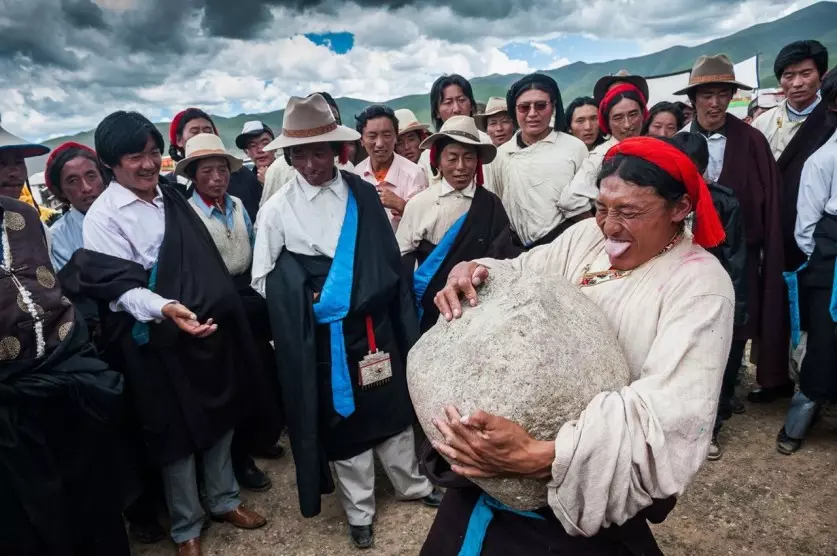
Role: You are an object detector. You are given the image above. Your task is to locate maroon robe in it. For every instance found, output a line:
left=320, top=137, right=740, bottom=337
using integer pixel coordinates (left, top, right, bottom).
left=716, top=114, right=789, bottom=388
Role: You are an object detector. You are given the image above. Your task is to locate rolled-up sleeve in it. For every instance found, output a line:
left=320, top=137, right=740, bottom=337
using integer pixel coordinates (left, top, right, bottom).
left=546, top=290, right=733, bottom=536
left=251, top=198, right=286, bottom=297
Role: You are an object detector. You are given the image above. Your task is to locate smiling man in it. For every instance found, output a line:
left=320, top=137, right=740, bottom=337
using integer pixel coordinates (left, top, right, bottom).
left=355, top=104, right=428, bottom=232
left=678, top=54, right=791, bottom=407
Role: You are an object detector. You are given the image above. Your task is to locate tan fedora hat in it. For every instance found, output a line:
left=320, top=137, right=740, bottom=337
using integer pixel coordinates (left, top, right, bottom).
left=474, top=97, right=510, bottom=130
left=674, top=54, right=753, bottom=95
left=264, top=94, right=360, bottom=152
left=419, top=115, right=496, bottom=164
left=394, top=109, right=431, bottom=137
left=0, top=114, right=50, bottom=158
left=174, top=133, right=243, bottom=178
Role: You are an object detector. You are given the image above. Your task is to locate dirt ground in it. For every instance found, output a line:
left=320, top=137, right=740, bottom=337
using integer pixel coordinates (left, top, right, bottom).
left=134, top=368, right=837, bottom=556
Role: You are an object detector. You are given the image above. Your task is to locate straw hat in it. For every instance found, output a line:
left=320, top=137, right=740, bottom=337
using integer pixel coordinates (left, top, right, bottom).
left=0, top=114, right=49, bottom=158
left=593, top=70, right=650, bottom=102
left=264, top=94, right=360, bottom=152
left=674, top=54, right=753, bottom=95
left=174, top=133, right=243, bottom=178
left=474, top=97, right=509, bottom=130
left=394, top=109, right=430, bottom=137
left=419, top=115, right=497, bottom=164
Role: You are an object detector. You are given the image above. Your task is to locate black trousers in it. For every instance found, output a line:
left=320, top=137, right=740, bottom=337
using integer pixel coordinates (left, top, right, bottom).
left=714, top=339, right=747, bottom=434
left=799, top=287, right=837, bottom=403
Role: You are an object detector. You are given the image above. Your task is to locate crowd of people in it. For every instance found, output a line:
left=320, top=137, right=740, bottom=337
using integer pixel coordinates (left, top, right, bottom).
left=0, top=38, right=834, bottom=556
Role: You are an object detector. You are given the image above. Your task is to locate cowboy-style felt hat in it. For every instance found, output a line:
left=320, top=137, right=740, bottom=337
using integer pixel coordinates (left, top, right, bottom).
left=394, top=109, right=431, bottom=137
left=674, top=54, right=754, bottom=95
left=174, top=133, right=243, bottom=178
left=474, top=97, right=510, bottom=131
left=419, top=115, right=497, bottom=164
left=593, top=71, right=650, bottom=103
left=263, top=94, right=360, bottom=152
left=0, top=114, right=49, bottom=158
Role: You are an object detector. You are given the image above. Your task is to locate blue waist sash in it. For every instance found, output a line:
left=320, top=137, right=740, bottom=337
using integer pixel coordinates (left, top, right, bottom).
left=312, top=189, right=359, bottom=418
left=413, top=212, right=467, bottom=322
left=458, top=492, right=546, bottom=556
left=131, top=262, right=159, bottom=346
left=784, top=259, right=837, bottom=349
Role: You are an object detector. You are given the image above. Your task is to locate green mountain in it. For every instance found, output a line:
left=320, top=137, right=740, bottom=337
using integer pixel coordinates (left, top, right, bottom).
left=26, top=1, right=837, bottom=175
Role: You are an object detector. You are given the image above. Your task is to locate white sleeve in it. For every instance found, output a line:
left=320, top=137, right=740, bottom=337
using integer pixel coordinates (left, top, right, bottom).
left=251, top=200, right=286, bottom=297
left=83, top=211, right=173, bottom=322
left=795, top=156, right=829, bottom=257
left=395, top=201, right=421, bottom=256
left=547, top=288, right=734, bottom=536
left=560, top=150, right=602, bottom=217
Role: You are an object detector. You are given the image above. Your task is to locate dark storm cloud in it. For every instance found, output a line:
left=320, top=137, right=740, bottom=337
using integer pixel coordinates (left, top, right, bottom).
left=61, top=0, right=110, bottom=31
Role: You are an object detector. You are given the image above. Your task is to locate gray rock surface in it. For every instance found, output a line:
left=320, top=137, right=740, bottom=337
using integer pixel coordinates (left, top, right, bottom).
left=407, top=268, right=631, bottom=511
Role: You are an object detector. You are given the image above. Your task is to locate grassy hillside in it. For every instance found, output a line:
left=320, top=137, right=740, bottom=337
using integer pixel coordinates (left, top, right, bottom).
left=27, top=1, right=837, bottom=174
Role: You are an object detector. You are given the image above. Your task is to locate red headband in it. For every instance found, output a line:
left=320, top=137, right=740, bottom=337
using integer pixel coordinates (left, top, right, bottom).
left=44, top=141, right=97, bottom=196
left=428, top=143, right=484, bottom=186
left=169, top=108, right=217, bottom=146
left=604, top=137, right=725, bottom=248
left=598, top=83, right=649, bottom=135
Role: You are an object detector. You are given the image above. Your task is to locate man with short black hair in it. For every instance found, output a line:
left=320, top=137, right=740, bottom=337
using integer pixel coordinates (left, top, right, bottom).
left=355, top=104, right=427, bottom=231
left=230, top=120, right=275, bottom=221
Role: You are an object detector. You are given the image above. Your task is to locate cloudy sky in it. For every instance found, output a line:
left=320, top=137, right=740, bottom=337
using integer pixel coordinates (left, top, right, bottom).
left=0, top=0, right=819, bottom=141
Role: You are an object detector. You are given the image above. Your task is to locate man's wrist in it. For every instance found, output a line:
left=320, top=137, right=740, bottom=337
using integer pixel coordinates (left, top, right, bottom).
left=524, top=439, right=555, bottom=479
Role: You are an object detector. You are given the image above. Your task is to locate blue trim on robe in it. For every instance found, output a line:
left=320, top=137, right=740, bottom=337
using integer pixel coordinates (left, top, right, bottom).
left=413, top=212, right=468, bottom=322
left=312, top=189, right=359, bottom=418
left=831, top=259, right=837, bottom=322
left=131, top=263, right=159, bottom=346
left=458, top=492, right=545, bottom=556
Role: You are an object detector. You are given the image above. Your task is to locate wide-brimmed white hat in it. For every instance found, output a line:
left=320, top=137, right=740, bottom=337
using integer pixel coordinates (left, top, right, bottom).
left=394, top=109, right=431, bottom=137
left=474, top=97, right=510, bottom=130
left=174, top=133, right=243, bottom=178
left=264, top=94, right=360, bottom=152
left=0, top=114, right=49, bottom=158
left=419, top=115, right=496, bottom=164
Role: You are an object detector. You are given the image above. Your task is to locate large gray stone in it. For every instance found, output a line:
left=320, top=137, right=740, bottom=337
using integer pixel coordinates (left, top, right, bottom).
left=407, top=268, right=631, bottom=511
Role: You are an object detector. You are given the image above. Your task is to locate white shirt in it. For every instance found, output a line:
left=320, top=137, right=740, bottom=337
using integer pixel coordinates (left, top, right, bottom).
left=681, top=122, right=727, bottom=182
left=396, top=179, right=475, bottom=255
left=476, top=218, right=734, bottom=536
left=795, top=129, right=837, bottom=257
left=494, top=130, right=588, bottom=245
left=356, top=153, right=428, bottom=231
left=560, top=136, right=618, bottom=217
left=251, top=170, right=348, bottom=297
left=752, top=99, right=809, bottom=160
left=82, top=181, right=174, bottom=322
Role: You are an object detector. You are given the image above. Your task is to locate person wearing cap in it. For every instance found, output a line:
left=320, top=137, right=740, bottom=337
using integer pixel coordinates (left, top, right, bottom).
left=753, top=41, right=837, bottom=272
left=0, top=128, right=131, bottom=556
left=397, top=115, right=519, bottom=333
left=488, top=73, right=589, bottom=249
left=426, top=136, right=733, bottom=554
left=234, top=120, right=277, bottom=220
left=475, top=97, right=515, bottom=147
left=780, top=68, right=837, bottom=456
left=62, top=111, right=278, bottom=556
left=252, top=93, right=442, bottom=549
left=44, top=142, right=107, bottom=271
left=419, top=75, right=497, bottom=194
left=0, top=115, right=58, bottom=224
left=560, top=73, right=649, bottom=219
left=167, top=108, right=217, bottom=193
left=260, top=92, right=356, bottom=207
left=564, top=97, right=604, bottom=151
left=355, top=104, right=428, bottom=232
left=395, top=108, right=431, bottom=166
left=678, top=54, right=791, bottom=405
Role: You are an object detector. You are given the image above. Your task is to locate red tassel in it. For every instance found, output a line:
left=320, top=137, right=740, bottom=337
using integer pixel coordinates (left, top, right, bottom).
left=429, top=144, right=438, bottom=173
left=475, top=161, right=484, bottom=187
left=338, top=143, right=350, bottom=165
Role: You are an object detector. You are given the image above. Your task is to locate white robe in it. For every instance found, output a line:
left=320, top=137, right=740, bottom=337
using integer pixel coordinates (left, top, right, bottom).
left=752, top=99, right=808, bottom=160
left=476, top=218, right=734, bottom=536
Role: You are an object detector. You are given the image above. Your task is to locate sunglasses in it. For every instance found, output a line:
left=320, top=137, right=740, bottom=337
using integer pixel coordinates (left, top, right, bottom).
left=516, top=101, right=551, bottom=114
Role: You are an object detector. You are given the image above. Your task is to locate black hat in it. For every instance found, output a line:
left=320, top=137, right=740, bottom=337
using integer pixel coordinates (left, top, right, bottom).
left=593, top=71, right=650, bottom=103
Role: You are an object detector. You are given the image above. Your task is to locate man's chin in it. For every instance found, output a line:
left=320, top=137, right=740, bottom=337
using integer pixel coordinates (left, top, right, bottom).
left=0, top=185, right=24, bottom=199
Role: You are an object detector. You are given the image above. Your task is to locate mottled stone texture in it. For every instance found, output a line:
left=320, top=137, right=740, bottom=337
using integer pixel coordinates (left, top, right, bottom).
left=407, top=269, right=630, bottom=510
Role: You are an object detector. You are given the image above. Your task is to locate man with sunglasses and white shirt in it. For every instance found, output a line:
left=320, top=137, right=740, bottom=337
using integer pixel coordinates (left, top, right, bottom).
left=492, top=74, right=590, bottom=250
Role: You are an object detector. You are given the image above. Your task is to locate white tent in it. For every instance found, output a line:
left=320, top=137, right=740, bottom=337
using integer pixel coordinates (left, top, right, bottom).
left=645, top=55, right=760, bottom=118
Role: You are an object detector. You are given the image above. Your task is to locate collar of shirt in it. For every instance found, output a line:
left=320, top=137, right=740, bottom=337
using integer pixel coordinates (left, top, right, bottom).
left=786, top=93, right=821, bottom=121
left=109, top=180, right=164, bottom=209
left=191, top=191, right=233, bottom=219
left=692, top=118, right=727, bottom=139
left=514, top=129, right=558, bottom=150
left=297, top=169, right=347, bottom=202
left=439, top=179, right=476, bottom=199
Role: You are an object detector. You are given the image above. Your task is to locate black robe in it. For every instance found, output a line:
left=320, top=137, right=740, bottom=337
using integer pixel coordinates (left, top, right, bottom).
left=228, top=166, right=264, bottom=222
left=264, top=171, right=419, bottom=518
left=0, top=312, right=130, bottom=555
left=60, top=185, right=282, bottom=465
left=401, top=185, right=521, bottom=333
left=777, top=105, right=837, bottom=270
